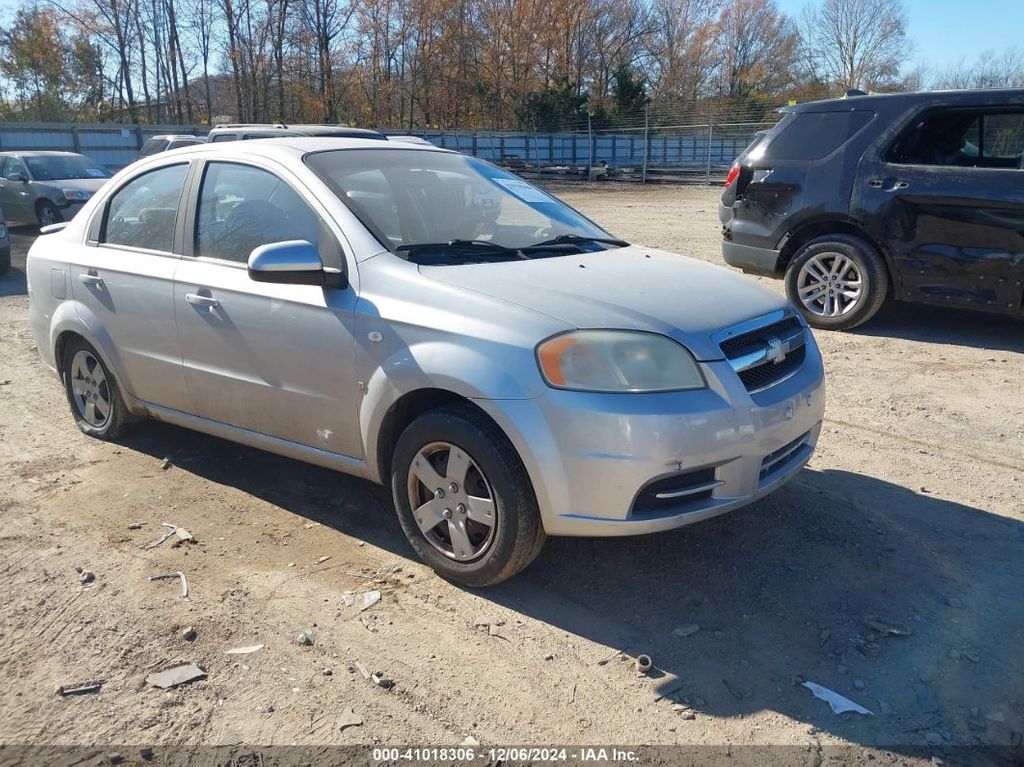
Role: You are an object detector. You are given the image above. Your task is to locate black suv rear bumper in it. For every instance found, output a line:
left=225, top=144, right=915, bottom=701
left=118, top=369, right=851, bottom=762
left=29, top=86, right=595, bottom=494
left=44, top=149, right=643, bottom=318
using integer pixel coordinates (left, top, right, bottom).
left=721, top=239, right=782, bottom=278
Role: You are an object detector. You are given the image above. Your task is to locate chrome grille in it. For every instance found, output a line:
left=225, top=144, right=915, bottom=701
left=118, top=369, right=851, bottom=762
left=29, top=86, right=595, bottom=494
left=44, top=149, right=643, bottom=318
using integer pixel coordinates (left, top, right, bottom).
left=718, top=313, right=806, bottom=394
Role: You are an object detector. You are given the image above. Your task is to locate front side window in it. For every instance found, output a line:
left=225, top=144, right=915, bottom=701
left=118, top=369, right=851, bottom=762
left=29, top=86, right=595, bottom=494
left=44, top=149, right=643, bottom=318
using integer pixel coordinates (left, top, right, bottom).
left=890, top=109, right=1024, bottom=168
left=2, top=156, right=27, bottom=179
left=194, top=162, right=335, bottom=265
left=103, top=163, right=188, bottom=253
left=304, top=149, right=613, bottom=259
left=24, top=154, right=110, bottom=181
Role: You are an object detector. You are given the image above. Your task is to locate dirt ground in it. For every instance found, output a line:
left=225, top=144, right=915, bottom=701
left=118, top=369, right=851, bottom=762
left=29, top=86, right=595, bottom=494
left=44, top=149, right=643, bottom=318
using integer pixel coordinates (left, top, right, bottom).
left=1, top=184, right=1022, bottom=762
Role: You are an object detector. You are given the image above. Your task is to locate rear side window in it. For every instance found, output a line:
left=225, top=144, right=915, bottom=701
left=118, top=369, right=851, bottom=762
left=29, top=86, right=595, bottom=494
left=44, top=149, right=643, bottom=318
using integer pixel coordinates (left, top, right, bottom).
left=138, top=138, right=166, bottom=157
left=103, top=164, right=188, bottom=253
left=762, top=111, right=874, bottom=161
left=891, top=108, right=1024, bottom=168
left=209, top=133, right=237, bottom=143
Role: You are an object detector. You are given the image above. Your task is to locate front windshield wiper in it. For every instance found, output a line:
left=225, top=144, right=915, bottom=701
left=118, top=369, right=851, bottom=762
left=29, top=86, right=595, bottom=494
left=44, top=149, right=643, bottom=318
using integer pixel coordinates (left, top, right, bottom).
left=523, top=234, right=630, bottom=251
left=398, top=240, right=528, bottom=260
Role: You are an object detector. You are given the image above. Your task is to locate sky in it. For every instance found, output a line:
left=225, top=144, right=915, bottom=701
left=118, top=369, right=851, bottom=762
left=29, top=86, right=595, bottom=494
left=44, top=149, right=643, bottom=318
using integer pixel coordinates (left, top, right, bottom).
left=777, top=0, right=1024, bottom=71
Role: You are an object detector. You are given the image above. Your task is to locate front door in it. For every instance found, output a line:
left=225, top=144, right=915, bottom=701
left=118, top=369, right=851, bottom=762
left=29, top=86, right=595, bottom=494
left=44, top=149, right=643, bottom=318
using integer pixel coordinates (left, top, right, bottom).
left=0, top=156, right=35, bottom=224
left=856, top=107, right=1024, bottom=315
left=68, top=162, right=191, bottom=409
left=173, top=160, right=363, bottom=459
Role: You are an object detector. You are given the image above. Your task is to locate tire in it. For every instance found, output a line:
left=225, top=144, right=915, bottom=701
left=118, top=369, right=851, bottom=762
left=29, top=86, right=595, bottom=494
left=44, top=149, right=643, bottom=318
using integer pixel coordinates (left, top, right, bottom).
left=390, top=404, right=546, bottom=587
left=0, top=248, right=9, bottom=276
left=784, top=235, right=888, bottom=330
left=61, top=337, right=136, bottom=440
left=37, top=201, right=62, bottom=228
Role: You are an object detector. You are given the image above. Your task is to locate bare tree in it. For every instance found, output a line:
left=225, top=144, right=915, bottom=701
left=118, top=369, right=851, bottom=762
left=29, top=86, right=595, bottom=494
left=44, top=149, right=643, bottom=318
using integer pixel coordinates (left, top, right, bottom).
left=800, top=0, right=909, bottom=92
left=718, top=0, right=798, bottom=100
left=932, top=48, right=1024, bottom=90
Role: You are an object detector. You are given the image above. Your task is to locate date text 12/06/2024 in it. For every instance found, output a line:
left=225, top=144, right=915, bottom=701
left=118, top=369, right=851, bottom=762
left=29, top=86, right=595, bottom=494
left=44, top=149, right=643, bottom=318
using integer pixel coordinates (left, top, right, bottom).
left=371, top=747, right=639, bottom=762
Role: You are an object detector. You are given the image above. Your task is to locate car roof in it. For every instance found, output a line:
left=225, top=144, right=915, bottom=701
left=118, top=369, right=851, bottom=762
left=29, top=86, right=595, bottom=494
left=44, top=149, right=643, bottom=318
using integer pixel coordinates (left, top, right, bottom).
left=785, top=87, right=1024, bottom=114
left=0, top=150, right=85, bottom=158
left=155, top=136, right=450, bottom=159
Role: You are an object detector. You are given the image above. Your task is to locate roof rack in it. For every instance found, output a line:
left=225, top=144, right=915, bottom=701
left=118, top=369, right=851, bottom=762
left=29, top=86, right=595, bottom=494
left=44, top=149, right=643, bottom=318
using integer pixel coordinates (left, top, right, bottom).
left=211, top=123, right=289, bottom=130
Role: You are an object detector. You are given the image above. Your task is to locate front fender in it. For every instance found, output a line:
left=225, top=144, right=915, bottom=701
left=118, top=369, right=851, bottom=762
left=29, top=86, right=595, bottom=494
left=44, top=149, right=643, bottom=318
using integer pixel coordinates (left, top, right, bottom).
left=357, top=337, right=544, bottom=482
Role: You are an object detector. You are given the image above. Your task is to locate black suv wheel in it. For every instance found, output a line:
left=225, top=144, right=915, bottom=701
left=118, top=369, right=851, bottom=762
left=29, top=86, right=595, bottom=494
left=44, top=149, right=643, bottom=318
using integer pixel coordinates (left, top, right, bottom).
left=785, top=235, right=888, bottom=330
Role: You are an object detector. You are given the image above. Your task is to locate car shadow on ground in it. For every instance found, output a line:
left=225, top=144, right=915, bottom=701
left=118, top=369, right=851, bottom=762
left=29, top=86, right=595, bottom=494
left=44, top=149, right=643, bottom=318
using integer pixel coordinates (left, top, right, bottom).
left=120, top=420, right=1023, bottom=753
left=853, top=301, right=1023, bottom=353
left=0, top=266, right=26, bottom=298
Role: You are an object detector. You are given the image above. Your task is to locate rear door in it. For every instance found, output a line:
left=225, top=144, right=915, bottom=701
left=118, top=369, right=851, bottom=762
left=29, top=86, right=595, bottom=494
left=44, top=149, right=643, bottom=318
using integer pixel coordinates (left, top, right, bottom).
left=69, top=162, right=191, bottom=409
left=173, top=159, right=363, bottom=458
left=856, top=107, right=1024, bottom=314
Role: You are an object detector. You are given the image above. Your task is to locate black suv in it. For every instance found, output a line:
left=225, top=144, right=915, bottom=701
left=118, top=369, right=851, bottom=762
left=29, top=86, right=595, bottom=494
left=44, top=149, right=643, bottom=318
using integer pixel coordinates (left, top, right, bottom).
left=720, top=89, right=1024, bottom=329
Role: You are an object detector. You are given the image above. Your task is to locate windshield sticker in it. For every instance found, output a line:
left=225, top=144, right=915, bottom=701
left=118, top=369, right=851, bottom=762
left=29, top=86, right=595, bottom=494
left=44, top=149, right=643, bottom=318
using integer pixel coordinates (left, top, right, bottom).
left=86, top=168, right=107, bottom=178
left=493, top=178, right=552, bottom=204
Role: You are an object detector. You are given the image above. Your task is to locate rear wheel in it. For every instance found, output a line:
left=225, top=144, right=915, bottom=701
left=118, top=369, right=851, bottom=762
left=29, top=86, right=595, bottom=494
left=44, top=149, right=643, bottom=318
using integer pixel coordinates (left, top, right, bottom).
left=61, top=338, right=135, bottom=440
left=0, top=248, right=9, bottom=276
left=785, top=235, right=888, bottom=330
left=390, top=405, right=546, bottom=587
left=37, top=201, right=62, bottom=228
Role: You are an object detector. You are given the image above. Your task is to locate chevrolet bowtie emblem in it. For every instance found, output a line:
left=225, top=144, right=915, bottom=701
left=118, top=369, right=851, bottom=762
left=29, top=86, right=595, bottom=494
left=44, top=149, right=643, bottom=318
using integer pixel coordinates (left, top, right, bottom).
left=766, top=337, right=790, bottom=365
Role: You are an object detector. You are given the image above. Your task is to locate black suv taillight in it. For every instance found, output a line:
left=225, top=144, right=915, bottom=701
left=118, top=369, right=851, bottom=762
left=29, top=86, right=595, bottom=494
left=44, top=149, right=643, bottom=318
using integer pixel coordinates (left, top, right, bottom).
left=724, top=162, right=740, bottom=190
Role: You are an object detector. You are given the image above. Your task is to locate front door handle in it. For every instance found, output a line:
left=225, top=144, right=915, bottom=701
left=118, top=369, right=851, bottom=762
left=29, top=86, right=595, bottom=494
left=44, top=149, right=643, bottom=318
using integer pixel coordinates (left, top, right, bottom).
left=185, top=293, right=221, bottom=312
left=79, top=272, right=103, bottom=287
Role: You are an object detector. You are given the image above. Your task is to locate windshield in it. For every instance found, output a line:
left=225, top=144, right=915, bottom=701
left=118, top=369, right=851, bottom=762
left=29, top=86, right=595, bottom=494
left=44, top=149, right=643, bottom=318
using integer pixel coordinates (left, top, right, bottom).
left=304, top=149, right=619, bottom=261
left=24, top=155, right=111, bottom=181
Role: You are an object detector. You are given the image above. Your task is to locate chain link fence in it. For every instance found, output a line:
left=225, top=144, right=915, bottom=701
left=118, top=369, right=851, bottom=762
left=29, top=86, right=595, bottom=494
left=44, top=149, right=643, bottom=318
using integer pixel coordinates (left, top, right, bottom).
left=0, top=118, right=777, bottom=183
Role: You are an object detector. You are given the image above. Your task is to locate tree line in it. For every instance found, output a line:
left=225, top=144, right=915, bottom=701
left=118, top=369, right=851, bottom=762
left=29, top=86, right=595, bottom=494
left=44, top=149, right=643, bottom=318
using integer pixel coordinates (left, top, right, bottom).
left=0, top=0, right=1021, bottom=129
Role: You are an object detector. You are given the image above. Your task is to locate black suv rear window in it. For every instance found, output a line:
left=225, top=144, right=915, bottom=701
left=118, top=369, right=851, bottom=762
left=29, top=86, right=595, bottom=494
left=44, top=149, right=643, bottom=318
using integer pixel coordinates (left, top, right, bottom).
left=762, top=110, right=874, bottom=161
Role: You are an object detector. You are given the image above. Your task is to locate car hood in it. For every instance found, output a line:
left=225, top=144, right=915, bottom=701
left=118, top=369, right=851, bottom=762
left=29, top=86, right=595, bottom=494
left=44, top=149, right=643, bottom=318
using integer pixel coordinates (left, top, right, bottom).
left=420, top=246, right=788, bottom=360
left=43, top=178, right=108, bottom=193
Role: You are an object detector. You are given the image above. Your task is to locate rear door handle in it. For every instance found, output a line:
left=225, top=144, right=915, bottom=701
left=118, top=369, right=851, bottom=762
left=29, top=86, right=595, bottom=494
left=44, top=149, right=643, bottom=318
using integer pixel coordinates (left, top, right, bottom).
left=867, top=179, right=909, bottom=191
left=185, top=293, right=221, bottom=311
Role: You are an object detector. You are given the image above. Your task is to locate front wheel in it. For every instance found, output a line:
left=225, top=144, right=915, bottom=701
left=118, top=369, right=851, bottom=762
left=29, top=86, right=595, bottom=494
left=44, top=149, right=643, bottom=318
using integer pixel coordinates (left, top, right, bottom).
left=38, top=201, right=62, bottom=228
left=390, top=405, right=546, bottom=587
left=784, top=235, right=888, bottom=330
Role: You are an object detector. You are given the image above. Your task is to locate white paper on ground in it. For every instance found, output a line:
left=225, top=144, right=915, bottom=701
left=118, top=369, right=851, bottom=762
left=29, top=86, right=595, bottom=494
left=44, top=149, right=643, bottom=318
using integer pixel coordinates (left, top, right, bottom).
left=802, top=681, right=874, bottom=715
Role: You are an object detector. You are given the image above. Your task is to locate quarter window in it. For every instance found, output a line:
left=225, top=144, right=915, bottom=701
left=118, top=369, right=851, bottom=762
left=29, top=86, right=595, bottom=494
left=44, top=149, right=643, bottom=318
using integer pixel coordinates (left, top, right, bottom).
left=194, top=162, right=338, bottom=265
left=103, top=163, right=188, bottom=253
left=760, top=111, right=874, bottom=161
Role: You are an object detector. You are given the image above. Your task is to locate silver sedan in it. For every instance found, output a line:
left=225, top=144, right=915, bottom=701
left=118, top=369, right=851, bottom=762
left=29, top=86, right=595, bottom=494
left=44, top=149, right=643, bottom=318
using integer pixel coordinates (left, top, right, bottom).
left=26, top=139, right=824, bottom=585
left=0, top=151, right=111, bottom=227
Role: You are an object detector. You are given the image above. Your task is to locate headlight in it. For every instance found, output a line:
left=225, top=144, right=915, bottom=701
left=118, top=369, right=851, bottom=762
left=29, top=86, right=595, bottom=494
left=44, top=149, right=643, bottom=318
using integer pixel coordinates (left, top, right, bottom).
left=536, top=330, right=705, bottom=393
left=62, top=189, right=92, bottom=202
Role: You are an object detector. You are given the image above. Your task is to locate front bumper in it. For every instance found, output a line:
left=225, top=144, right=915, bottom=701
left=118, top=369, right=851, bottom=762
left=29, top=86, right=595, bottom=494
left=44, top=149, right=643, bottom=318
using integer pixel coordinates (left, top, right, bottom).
left=476, top=340, right=825, bottom=537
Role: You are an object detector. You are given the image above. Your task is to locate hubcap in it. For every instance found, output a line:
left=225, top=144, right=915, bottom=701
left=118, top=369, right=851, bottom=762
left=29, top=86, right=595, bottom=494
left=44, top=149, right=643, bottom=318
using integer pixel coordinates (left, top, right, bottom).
left=69, top=350, right=112, bottom=428
left=796, top=252, right=864, bottom=318
left=407, top=442, right=497, bottom=562
left=40, top=206, right=57, bottom=226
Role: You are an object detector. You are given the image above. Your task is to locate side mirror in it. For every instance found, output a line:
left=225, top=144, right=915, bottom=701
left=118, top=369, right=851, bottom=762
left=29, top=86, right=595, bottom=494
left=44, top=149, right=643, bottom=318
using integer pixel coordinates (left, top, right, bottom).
left=5, top=173, right=27, bottom=183
left=247, top=240, right=347, bottom=289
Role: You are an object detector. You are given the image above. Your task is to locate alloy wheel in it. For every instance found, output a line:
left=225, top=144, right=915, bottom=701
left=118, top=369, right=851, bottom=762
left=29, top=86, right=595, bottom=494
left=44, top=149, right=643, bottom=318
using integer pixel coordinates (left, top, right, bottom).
left=406, top=441, right=497, bottom=562
left=796, top=252, right=864, bottom=318
left=39, top=205, right=58, bottom=227
left=69, top=349, right=112, bottom=428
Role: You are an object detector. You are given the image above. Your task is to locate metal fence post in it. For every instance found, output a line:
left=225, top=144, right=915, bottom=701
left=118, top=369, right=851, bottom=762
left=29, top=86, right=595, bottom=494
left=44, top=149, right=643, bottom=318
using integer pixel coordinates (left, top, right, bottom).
left=587, top=113, right=594, bottom=182
left=641, top=105, right=649, bottom=184
left=705, top=110, right=714, bottom=184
